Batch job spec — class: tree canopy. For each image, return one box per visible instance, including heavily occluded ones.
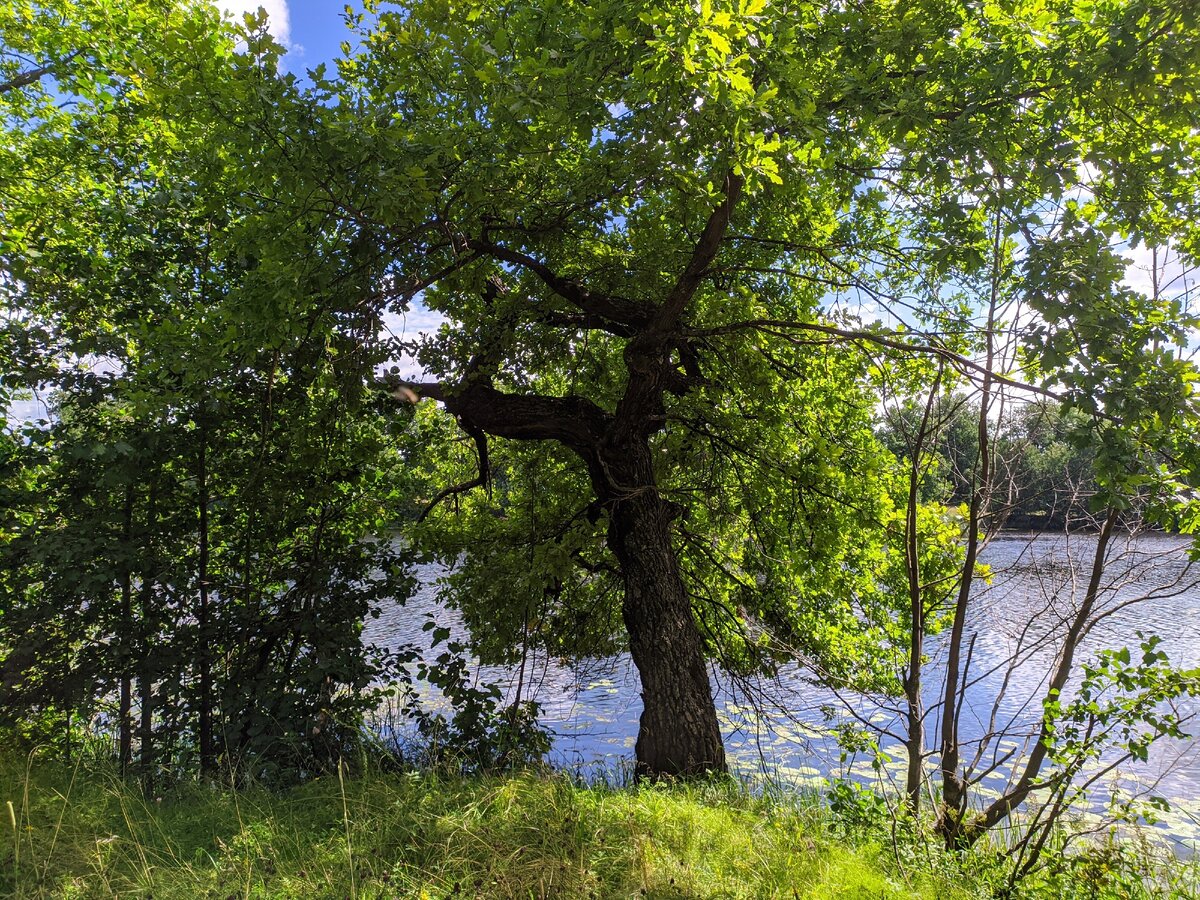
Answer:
[3,0,1200,837]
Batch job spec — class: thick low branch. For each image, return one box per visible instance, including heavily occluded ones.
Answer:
[466,238,652,329]
[396,380,611,455]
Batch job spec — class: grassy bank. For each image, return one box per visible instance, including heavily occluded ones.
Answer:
[5,750,1199,899]
[1,751,974,899]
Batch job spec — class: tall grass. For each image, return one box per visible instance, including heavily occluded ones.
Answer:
[7,747,1200,899]
[2,750,972,899]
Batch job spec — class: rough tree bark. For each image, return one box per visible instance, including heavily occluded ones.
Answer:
[398,174,742,777]
[605,444,726,776]
[409,380,727,776]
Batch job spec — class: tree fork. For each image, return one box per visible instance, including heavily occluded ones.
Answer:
[399,380,728,777]
[394,171,742,778]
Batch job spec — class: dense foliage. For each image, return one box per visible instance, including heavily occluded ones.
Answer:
[0,2,417,784]
[2,0,1200,874]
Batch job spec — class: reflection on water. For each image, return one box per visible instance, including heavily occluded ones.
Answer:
[363,533,1200,844]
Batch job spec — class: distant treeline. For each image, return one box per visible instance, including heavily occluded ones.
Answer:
[878,396,1099,532]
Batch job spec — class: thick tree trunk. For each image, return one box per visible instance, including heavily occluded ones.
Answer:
[604,446,725,778]
[421,380,730,778]
[406,172,745,779]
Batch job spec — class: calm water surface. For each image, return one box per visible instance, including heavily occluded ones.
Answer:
[364,533,1200,843]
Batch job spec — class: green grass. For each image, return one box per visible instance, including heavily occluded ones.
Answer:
[1,751,973,899]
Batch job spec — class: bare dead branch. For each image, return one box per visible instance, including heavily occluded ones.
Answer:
[691,318,1069,406]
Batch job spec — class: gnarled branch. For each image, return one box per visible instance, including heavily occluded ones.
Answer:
[466,237,652,330]
[394,380,611,456]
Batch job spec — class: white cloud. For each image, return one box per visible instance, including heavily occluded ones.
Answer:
[5,394,49,429]
[1121,241,1196,306]
[381,303,447,380]
[217,0,291,47]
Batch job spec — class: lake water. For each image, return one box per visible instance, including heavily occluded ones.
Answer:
[364,532,1200,844]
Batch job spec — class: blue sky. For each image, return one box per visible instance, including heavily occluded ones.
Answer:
[220,1,356,76]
